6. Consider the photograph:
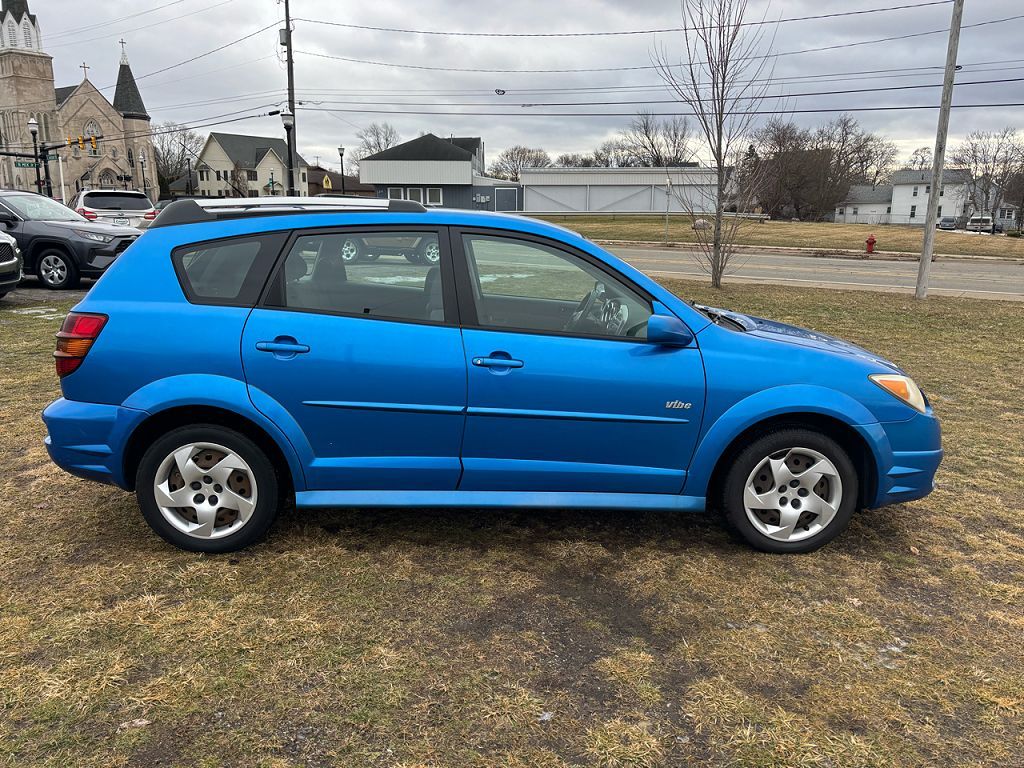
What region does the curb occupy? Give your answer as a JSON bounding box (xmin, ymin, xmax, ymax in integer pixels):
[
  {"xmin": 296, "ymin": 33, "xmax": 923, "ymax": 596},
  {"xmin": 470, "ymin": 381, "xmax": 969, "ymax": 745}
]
[{"xmin": 594, "ymin": 239, "xmax": 1024, "ymax": 264}]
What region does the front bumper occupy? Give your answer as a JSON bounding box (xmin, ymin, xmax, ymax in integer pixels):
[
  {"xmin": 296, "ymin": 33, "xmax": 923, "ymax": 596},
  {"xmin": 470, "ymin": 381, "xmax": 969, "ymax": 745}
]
[
  {"xmin": 79, "ymin": 236, "xmax": 139, "ymax": 276},
  {"xmin": 0, "ymin": 252, "xmax": 22, "ymax": 292},
  {"xmin": 858, "ymin": 410, "xmax": 943, "ymax": 508},
  {"xmin": 42, "ymin": 398, "xmax": 149, "ymax": 489}
]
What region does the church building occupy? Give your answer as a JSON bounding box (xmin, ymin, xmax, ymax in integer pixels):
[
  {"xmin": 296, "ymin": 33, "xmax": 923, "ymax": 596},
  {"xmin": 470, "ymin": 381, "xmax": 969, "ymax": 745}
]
[{"xmin": 0, "ymin": 0, "xmax": 155, "ymax": 201}]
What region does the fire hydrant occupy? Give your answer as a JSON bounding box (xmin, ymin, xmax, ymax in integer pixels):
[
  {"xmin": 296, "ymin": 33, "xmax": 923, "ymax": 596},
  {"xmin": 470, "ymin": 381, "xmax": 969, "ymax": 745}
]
[{"xmin": 866, "ymin": 234, "xmax": 877, "ymax": 254}]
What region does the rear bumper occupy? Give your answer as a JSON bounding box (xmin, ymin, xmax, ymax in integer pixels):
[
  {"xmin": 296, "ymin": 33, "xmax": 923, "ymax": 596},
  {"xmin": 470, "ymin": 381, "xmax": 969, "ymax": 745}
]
[
  {"xmin": 42, "ymin": 398, "xmax": 148, "ymax": 489},
  {"xmin": 859, "ymin": 410, "xmax": 943, "ymax": 508}
]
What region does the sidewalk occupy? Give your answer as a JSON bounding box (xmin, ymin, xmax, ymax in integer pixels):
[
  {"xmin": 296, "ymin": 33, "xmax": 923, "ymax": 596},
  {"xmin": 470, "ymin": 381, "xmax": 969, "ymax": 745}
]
[{"xmin": 593, "ymin": 239, "xmax": 1024, "ymax": 264}]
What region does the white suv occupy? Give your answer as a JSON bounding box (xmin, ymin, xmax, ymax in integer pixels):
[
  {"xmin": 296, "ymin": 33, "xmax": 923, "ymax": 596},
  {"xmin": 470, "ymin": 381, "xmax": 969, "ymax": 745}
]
[{"xmin": 70, "ymin": 190, "xmax": 156, "ymax": 230}]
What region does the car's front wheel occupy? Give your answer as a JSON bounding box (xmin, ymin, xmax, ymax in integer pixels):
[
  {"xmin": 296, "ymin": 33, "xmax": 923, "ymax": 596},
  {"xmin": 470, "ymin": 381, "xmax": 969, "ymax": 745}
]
[
  {"xmin": 721, "ymin": 428, "xmax": 857, "ymax": 553},
  {"xmin": 135, "ymin": 425, "xmax": 280, "ymax": 553},
  {"xmin": 37, "ymin": 249, "xmax": 79, "ymax": 290}
]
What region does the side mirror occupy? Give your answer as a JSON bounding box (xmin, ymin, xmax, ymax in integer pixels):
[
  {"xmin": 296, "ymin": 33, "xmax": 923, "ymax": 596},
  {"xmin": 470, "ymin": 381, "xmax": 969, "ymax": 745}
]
[
  {"xmin": 647, "ymin": 313, "xmax": 694, "ymax": 347},
  {"xmin": 0, "ymin": 210, "xmax": 15, "ymax": 227}
]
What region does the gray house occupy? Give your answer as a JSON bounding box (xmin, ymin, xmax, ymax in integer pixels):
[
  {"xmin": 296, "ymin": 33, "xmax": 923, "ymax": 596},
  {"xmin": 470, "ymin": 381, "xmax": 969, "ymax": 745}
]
[{"xmin": 359, "ymin": 134, "xmax": 521, "ymax": 211}]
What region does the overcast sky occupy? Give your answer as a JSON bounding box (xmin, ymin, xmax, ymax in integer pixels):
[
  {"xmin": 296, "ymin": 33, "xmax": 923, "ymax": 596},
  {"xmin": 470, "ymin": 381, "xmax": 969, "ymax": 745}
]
[{"xmin": 40, "ymin": 0, "xmax": 1024, "ymax": 171}]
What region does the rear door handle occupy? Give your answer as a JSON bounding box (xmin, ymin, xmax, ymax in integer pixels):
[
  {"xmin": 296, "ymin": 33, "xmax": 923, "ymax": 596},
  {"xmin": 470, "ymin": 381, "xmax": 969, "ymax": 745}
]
[
  {"xmin": 256, "ymin": 337, "xmax": 310, "ymax": 358},
  {"xmin": 472, "ymin": 356, "xmax": 524, "ymax": 369}
]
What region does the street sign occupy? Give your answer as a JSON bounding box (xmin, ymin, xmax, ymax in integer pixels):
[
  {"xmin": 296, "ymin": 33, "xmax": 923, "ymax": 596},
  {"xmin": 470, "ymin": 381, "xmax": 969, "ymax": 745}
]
[
  {"xmin": 46, "ymin": 154, "xmax": 58, "ymax": 161},
  {"xmin": 14, "ymin": 160, "xmax": 38, "ymax": 168}
]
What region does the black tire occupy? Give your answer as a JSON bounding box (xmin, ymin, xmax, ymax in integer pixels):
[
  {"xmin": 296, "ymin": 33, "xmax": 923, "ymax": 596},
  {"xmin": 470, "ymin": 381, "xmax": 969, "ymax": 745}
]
[
  {"xmin": 135, "ymin": 424, "xmax": 280, "ymax": 553},
  {"xmin": 418, "ymin": 238, "xmax": 441, "ymax": 265},
  {"xmin": 36, "ymin": 248, "xmax": 80, "ymax": 290},
  {"xmin": 720, "ymin": 428, "xmax": 858, "ymax": 554}
]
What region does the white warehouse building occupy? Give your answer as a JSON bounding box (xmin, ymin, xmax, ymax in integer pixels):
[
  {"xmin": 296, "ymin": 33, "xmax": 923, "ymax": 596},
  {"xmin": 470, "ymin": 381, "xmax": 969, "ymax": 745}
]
[{"xmin": 520, "ymin": 167, "xmax": 718, "ymax": 214}]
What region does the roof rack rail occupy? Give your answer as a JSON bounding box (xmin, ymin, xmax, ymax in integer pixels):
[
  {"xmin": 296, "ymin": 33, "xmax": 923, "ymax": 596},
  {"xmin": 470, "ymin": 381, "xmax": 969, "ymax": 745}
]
[{"xmin": 149, "ymin": 196, "xmax": 426, "ymax": 229}]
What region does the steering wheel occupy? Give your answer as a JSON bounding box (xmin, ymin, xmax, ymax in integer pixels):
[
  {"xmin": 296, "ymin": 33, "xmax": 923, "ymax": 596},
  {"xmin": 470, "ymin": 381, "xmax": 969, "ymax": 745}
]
[{"xmin": 565, "ymin": 281, "xmax": 605, "ymax": 332}]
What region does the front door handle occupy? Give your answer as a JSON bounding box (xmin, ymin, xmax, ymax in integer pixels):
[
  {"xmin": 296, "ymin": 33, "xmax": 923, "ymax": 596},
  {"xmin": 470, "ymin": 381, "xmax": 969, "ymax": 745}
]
[
  {"xmin": 472, "ymin": 355, "xmax": 524, "ymax": 369},
  {"xmin": 256, "ymin": 337, "xmax": 310, "ymax": 358}
]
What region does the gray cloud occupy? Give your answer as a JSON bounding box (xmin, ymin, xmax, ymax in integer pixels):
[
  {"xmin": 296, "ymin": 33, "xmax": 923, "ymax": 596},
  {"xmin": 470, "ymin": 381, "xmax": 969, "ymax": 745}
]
[{"xmin": 42, "ymin": 0, "xmax": 1024, "ymax": 170}]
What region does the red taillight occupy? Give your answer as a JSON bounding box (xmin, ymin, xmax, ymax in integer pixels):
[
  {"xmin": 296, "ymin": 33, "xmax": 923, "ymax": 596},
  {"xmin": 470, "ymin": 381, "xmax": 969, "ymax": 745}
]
[
  {"xmin": 54, "ymin": 312, "xmax": 107, "ymax": 378},
  {"xmin": 77, "ymin": 207, "xmax": 97, "ymax": 221},
  {"xmin": 144, "ymin": 210, "xmax": 157, "ymax": 220}
]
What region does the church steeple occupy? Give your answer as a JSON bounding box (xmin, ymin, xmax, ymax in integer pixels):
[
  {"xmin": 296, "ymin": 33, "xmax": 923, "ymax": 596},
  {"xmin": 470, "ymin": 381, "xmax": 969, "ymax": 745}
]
[
  {"xmin": 112, "ymin": 43, "xmax": 149, "ymax": 121},
  {"xmin": 1, "ymin": 1, "xmax": 35, "ymax": 23}
]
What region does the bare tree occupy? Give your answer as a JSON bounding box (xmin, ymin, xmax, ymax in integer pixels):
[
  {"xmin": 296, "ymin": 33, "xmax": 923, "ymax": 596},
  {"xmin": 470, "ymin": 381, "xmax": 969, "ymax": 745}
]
[
  {"xmin": 230, "ymin": 162, "xmax": 250, "ymax": 198},
  {"xmin": 906, "ymin": 145, "xmax": 933, "ymax": 170},
  {"xmin": 555, "ymin": 152, "xmax": 599, "ymax": 167},
  {"xmin": 618, "ymin": 110, "xmax": 692, "ymax": 167},
  {"xmin": 488, "ymin": 146, "xmax": 552, "ymax": 181},
  {"xmin": 654, "ymin": 0, "xmax": 776, "ymax": 287},
  {"xmin": 348, "ymin": 122, "xmax": 402, "ymax": 172},
  {"xmin": 592, "ymin": 139, "xmax": 632, "ymax": 167},
  {"xmin": 951, "ymin": 128, "xmax": 1024, "ymax": 232},
  {"xmin": 853, "ymin": 133, "xmax": 898, "ymax": 188},
  {"xmin": 152, "ymin": 121, "xmax": 204, "ymax": 194}
]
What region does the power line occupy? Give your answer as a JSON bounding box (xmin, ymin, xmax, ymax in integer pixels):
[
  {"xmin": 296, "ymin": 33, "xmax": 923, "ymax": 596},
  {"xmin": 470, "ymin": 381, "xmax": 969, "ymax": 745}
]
[
  {"xmin": 46, "ymin": 0, "xmax": 238, "ymax": 49},
  {"xmin": 45, "ymin": 0, "xmax": 186, "ymax": 40},
  {"xmin": 293, "ymin": 13, "xmax": 1024, "ymax": 73},
  {"xmin": 133, "ymin": 22, "xmax": 279, "ymax": 83},
  {"xmin": 296, "ymin": 102, "xmax": 1024, "ymax": 118},
  {"xmin": 294, "ymin": 1, "xmax": 954, "ymax": 37},
  {"xmin": 299, "ymin": 76, "xmax": 1024, "ymax": 109}
]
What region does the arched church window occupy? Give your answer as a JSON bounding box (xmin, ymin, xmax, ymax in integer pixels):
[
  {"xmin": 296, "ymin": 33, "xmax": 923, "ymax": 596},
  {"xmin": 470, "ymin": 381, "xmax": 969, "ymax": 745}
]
[
  {"xmin": 127, "ymin": 148, "xmax": 134, "ymax": 168},
  {"xmin": 22, "ymin": 24, "xmax": 31, "ymax": 48},
  {"xmin": 85, "ymin": 120, "xmax": 101, "ymax": 157},
  {"xmin": 99, "ymin": 171, "xmax": 115, "ymax": 188},
  {"xmin": 41, "ymin": 114, "xmax": 50, "ymax": 141},
  {"xmin": 7, "ymin": 23, "xmax": 16, "ymax": 48}
]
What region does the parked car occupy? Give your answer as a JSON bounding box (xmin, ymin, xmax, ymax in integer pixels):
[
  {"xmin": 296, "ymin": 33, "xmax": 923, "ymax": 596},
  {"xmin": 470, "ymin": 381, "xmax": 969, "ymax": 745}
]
[
  {"xmin": 69, "ymin": 189, "xmax": 156, "ymax": 230},
  {"xmin": 42, "ymin": 197, "xmax": 942, "ymax": 554},
  {"xmin": 937, "ymin": 216, "xmax": 958, "ymax": 230},
  {"xmin": 0, "ymin": 227, "xmax": 22, "ymax": 300},
  {"xmin": 966, "ymin": 215, "xmax": 1002, "ymax": 234},
  {"xmin": 0, "ymin": 191, "xmax": 140, "ymax": 289}
]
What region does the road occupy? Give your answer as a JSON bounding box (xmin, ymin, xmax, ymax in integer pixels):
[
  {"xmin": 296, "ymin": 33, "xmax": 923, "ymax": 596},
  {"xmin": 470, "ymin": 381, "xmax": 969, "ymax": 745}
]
[{"xmin": 608, "ymin": 246, "xmax": 1024, "ymax": 301}]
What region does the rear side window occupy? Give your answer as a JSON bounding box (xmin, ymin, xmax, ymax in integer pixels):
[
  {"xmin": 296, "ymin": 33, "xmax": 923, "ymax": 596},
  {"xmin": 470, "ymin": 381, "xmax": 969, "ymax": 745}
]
[
  {"xmin": 172, "ymin": 233, "xmax": 288, "ymax": 306},
  {"xmin": 82, "ymin": 192, "xmax": 152, "ymax": 211}
]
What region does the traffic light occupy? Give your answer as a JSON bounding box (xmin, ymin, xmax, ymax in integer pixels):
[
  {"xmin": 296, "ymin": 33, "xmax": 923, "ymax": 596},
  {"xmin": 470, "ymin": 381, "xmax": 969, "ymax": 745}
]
[
  {"xmin": 90, "ymin": 136, "xmax": 97, "ymax": 151},
  {"xmin": 66, "ymin": 136, "xmax": 72, "ymax": 148},
  {"xmin": 77, "ymin": 136, "xmax": 84, "ymax": 150}
]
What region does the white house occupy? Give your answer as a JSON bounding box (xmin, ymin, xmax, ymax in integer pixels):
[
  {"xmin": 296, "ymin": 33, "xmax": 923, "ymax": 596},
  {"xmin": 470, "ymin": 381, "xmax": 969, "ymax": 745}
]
[
  {"xmin": 835, "ymin": 185, "xmax": 893, "ymax": 224},
  {"xmin": 195, "ymin": 132, "xmax": 309, "ymax": 198},
  {"xmin": 889, "ymin": 168, "xmax": 971, "ymax": 225},
  {"xmin": 520, "ymin": 166, "xmax": 718, "ymax": 213}
]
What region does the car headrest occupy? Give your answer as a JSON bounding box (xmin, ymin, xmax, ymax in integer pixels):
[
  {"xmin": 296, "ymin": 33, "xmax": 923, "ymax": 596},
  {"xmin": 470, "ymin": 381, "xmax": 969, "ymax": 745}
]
[{"xmin": 285, "ymin": 254, "xmax": 308, "ymax": 283}]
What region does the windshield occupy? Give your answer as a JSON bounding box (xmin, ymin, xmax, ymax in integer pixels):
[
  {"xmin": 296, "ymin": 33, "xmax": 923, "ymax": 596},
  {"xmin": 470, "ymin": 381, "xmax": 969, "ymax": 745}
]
[
  {"xmin": 83, "ymin": 192, "xmax": 152, "ymax": 211},
  {"xmin": 2, "ymin": 195, "xmax": 84, "ymax": 222}
]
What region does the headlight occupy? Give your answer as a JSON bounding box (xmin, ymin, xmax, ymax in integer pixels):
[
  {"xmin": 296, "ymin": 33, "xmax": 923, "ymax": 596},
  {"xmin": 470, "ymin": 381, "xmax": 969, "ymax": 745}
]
[
  {"xmin": 73, "ymin": 230, "xmax": 114, "ymax": 243},
  {"xmin": 870, "ymin": 374, "xmax": 927, "ymax": 413}
]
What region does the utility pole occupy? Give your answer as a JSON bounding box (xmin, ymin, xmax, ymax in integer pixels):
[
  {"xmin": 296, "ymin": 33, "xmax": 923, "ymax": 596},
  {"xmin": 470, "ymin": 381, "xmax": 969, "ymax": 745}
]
[
  {"xmin": 916, "ymin": 0, "xmax": 964, "ymax": 300},
  {"xmin": 282, "ymin": 0, "xmax": 297, "ymax": 196}
]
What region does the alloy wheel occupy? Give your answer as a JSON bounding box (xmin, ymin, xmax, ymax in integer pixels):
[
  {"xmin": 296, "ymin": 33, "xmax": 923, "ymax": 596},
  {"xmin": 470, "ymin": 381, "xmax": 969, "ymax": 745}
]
[
  {"xmin": 153, "ymin": 442, "xmax": 258, "ymax": 540},
  {"xmin": 40, "ymin": 254, "xmax": 68, "ymax": 286},
  {"xmin": 340, "ymin": 239, "xmax": 359, "ymax": 262},
  {"xmin": 421, "ymin": 242, "xmax": 441, "ymax": 264},
  {"xmin": 742, "ymin": 447, "xmax": 843, "ymax": 543}
]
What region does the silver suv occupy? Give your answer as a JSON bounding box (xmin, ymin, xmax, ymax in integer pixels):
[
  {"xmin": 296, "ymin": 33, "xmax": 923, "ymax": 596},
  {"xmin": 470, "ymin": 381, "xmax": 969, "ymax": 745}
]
[{"xmin": 70, "ymin": 190, "xmax": 155, "ymax": 230}]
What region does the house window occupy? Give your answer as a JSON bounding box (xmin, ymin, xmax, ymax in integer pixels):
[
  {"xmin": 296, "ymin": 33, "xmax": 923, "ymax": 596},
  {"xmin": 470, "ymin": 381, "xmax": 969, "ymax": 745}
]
[
  {"xmin": 940, "ymin": 187, "xmax": 945, "ymax": 196},
  {"xmin": 215, "ymin": 170, "xmax": 222, "ymax": 182},
  {"xmin": 247, "ymin": 170, "xmax": 257, "ymax": 181},
  {"xmin": 910, "ymin": 205, "xmax": 917, "ymax": 219},
  {"xmin": 912, "ymin": 186, "xmax": 919, "ymax": 197},
  {"xmin": 925, "ymin": 184, "xmax": 930, "ymax": 195},
  {"xmin": 886, "ymin": 206, "xmax": 891, "ymax": 214},
  {"xmin": 852, "ymin": 207, "xmax": 859, "ymax": 216},
  {"xmin": 301, "ymin": 172, "xmax": 307, "ymax": 183},
  {"xmin": 937, "ymin": 206, "xmax": 942, "ymax": 217},
  {"xmin": 387, "ymin": 187, "xmax": 403, "ymax": 200},
  {"xmin": 406, "ymin": 188, "xmax": 424, "ymax": 204},
  {"xmin": 426, "ymin": 187, "xmax": 443, "ymax": 206},
  {"xmin": 248, "ymin": 190, "xmax": 259, "ymax": 198}
]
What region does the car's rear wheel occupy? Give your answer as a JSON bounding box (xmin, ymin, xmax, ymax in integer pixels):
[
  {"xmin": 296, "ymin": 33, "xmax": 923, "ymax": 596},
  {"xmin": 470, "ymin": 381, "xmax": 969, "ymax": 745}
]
[
  {"xmin": 721, "ymin": 428, "xmax": 857, "ymax": 553},
  {"xmin": 418, "ymin": 239, "xmax": 441, "ymax": 265},
  {"xmin": 135, "ymin": 425, "xmax": 279, "ymax": 553},
  {"xmin": 37, "ymin": 249, "xmax": 79, "ymax": 290}
]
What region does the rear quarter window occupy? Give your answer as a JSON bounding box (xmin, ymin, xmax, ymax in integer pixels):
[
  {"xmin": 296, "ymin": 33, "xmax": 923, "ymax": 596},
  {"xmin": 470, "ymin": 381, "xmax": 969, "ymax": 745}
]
[{"xmin": 172, "ymin": 233, "xmax": 288, "ymax": 306}]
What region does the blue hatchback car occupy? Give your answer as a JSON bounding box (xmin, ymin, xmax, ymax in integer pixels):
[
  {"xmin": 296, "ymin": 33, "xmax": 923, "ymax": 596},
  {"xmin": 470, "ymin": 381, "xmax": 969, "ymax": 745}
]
[{"xmin": 42, "ymin": 197, "xmax": 941, "ymax": 553}]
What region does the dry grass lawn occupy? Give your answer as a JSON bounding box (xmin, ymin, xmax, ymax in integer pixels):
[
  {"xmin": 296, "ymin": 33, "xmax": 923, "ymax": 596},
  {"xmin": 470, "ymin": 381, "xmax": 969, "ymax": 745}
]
[
  {"xmin": 2, "ymin": 281, "xmax": 1023, "ymax": 767},
  {"xmin": 534, "ymin": 215, "xmax": 1024, "ymax": 259}
]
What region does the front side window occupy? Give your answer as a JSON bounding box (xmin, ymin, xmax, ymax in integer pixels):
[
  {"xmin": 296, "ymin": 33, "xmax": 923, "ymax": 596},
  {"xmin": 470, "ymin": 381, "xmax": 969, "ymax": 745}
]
[
  {"xmin": 173, "ymin": 233, "xmax": 288, "ymax": 305},
  {"xmin": 267, "ymin": 231, "xmax": 448, "ymax": 324},
  {"xmin": 461, "ymin": 234, "xmax": 652, "ymax": 339},
  {"xmin": 3, "ymin": 195, "xmax": 83, "ymax": 222}
]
